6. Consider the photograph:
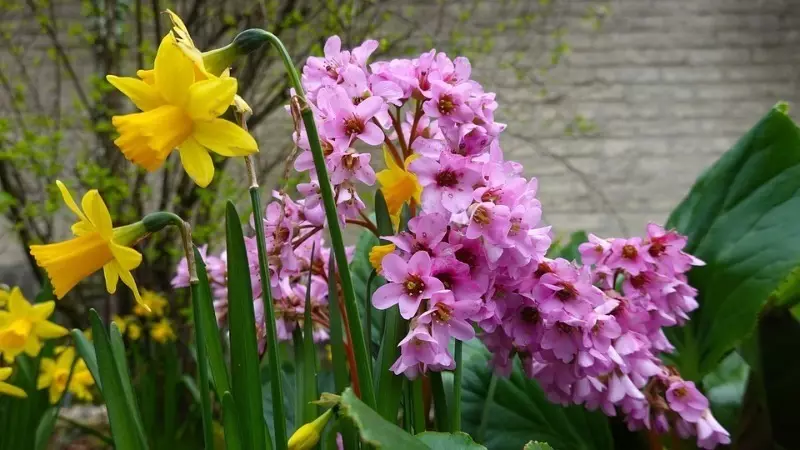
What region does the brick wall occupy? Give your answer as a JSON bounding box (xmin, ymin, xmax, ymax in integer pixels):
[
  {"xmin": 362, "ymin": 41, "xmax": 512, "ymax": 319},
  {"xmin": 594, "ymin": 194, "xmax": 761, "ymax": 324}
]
[{"xmin": 2, "ymin": 0, "xmax": 800, "ymax": 288}]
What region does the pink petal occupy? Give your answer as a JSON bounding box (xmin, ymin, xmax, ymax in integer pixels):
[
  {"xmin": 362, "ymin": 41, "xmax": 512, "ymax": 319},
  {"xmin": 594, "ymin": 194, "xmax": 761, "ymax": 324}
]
[
  {"xmin": 448, "ymin": 318, "xmax": 475, "ymax": 341},
  {"xmin": 372, "ymin": 283, "xmax": 405, "ymax": 310},
  {"xmin": 355, "ymin": 96, "xmax": 384, "ymax": 120},
  {"xmin": 381, "ymin": 253, "xmax": 407, "ymax": 282},
  {"xmin": 407, "ymin": 251, "xmax": 432, "ymax": 275},
  {"xmin": 399, "ymin": 296, "xmax": 423, "ymax": 319},
  {"xmin": 359, "ymin": 122, "xmax": 385, "ymax": 146},
  {"xmin": 324, "ymin": 36, "xmax": 341, "ymax": 58}
]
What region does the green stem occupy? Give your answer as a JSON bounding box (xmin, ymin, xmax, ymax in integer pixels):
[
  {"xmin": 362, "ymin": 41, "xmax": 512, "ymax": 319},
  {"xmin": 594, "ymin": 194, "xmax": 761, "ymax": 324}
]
[
  {"xmin": 429, "ymin": 371, "xmax": 450, "ymax": 432},
  {"xmin": 411, "ymin": 378, "xmax": 426, "ymax": 434},
  {"xmin": 453, "ymin": 340, "xmax": 463, "ymax": 432},
  {"xmin": 249, "ymin": 185, "xmax": 289, "ymax": 449},
  {"xmin": 477, "ymin": 373, "xmax": 498, "ymax": 443},
  {"xmin": 190, "ymin": 281, "xmax": 215, "ymax": 450},
  {"xmin": 253, "ymin": 29, "xmax": 376, "ymax": 408}
]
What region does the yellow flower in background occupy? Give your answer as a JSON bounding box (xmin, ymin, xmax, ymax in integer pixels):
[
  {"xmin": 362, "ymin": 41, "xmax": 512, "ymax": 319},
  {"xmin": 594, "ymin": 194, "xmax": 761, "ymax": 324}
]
[
  {"xmin": 288, "ymin": 408, "xmax": 334, "ymax": 450},
  {"xmin": 369, "ymin": 243, "xmax": 396, "ymax": 273},
  {"xmin": 29, "ymin": 181, "xmax": 146, "ymax": 304},
  {"xmin": 376, "ymin": 148, "xmax": 421, "ymax": 223},
  {"xmin": 37, "ymin": 347, "xmax": 95, "ymax": 404},
  {"xmin": 106, "ymin": 30, "xmax": 258, "ymax": 188},
  {"xmin": 150, "ymin": 318, "xmax": 176, "ymax": 344},
  {"xmin": 133, "ymin": 290, "xmax": 168, "ymax": 318},
  {"xmin": 0, "ymin": 288, "xmax": 8, "ymax": 308},
  {"xmin": 127, "ymin": 321, "xmax": 142, "ymax": 341},
  {"xmin": 0, "ymin": 288, "xmax": 68, "ymax": 363},
  {"xmin": 0, "ymin": 367, "xmax": 26, "ymax": 398},
  {"xmin": 112, "ymin": 315, "xmax": 128, "ymax": 335}
]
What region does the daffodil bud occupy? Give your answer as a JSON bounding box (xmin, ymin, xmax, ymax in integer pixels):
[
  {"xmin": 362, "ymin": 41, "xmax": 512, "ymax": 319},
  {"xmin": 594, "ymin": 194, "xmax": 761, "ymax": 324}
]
[
  {"xmin": 287, "ymin": 408, "xmax": 334, "ymax": 450},
  {"xmin": 202, "ymin": 29, "xmax": 269, "ymax": 76}
]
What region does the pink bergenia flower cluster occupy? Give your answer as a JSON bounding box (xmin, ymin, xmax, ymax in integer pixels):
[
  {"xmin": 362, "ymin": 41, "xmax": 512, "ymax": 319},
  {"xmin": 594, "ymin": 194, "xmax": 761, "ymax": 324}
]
[
  {"xmin": 172, "ymin": 192, "xmax": 350, "ymax": 350},
  {"xmin": 172, "ymin": 36, "xmax": 729, "ymax": 448}
]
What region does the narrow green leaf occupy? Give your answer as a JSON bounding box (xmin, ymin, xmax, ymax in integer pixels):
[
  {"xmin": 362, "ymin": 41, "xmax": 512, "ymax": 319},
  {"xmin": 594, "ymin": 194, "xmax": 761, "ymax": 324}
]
[
  {"xmin": 71, "ymin": 328, "xmax": 100, "ymax": 391},
  {"xmin": 453, "ymin": 340, "xmax": 463, "ymax": 432},
  {"xmin": 182, "ymin": 374, "xmax": 201, "ymax": 405},
  {"xmin": 249, "ymin": 186, "xmax": 288, "ymax": 450},
  {"xmin": 226, "ymin": 201, "xmax": 268, "ymax": 450},
  {"xmin": 109, "ymin": 324, "xmax": 148, "ymax": 444},
  {"xmin": 338, "ymin": 387, "xmax": 429, "ymax": 450},
  {"xmin": 89, "ymin": 310, "xmax": 148, "ymax": 450},
  {"xmin": 666, "ymin": 105, "xmax": 800, "ymax": 378},
  {"xmin": 411, "ymin": 377, "xmax": 426, "ymax": 434},
  {"xmin": 34, "ymin": 408, "xmax": 58, "ymax": 450},
  {"xmin": 162, "ymin": 344, "xmax": 178, "ymax": 445},
  {"xmin": 430, "ymin": 372, "xmax": 450, "ymax": 432},
  {"xmin": 416, "ymin": 432, "xmax": 487, "ymax": 449},
  {"xmin": 194, "ymin": 245, "xmax": 232, "ymax": 399},
  {"xmin": 223, "ymin": 392, "xmax": 245, "ymax": 450},
  {"xmin": 190, "ymin": 281, "xmax": 216, "ymax": 449}
]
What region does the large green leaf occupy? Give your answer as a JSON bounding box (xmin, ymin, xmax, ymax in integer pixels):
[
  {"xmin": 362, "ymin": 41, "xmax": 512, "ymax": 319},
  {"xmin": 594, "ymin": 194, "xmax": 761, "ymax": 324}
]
[
  {"xmin": 461, "ymin": 342, "xmax": 613, "ymax": 450},
  {"xmin": 416, "ymin": 432, "xmax": 486, "ymax": 449},
  {"xmin": 702, "ymin": 352, "xmax": 749, "ymax": 432},
  {"xmin": 665, "ymin": 105, "xmax": 800, "ymax": 379},
  {"xmin": 338, "ymin": 387, "xmax": 429, "ymax": 450},
  {"xmin": 226, "ymin": 202, "xmax": 268, "ymax": 450}
]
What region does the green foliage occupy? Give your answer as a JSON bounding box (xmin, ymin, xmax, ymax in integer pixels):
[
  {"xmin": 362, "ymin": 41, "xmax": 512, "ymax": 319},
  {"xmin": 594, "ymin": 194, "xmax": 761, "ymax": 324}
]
[
  {"xmin": 416, "ymin": 432, "xmax": 487, "ymax": 449},
  {"xmin": 666, "ymin": 105, "xmax": 800, "ymax": 380},
  {"xmin": 461, "ymin": 341, "xmax": 613, "ymax": 450},
  {"xmin": 337, "ymin": 388, "xmax": 428, "ymax": 450}
]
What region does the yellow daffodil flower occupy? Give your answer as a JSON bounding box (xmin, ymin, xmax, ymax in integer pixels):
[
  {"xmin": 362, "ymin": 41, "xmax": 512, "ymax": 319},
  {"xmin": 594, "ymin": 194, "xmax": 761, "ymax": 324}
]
[
  {"xmin": 150, "ymin": 318, "xmax": 176, "ymax": 344},
  {"xmin": 30, "ymin": 181, "xmax": 147, "ymax": 304},
  {"xmin": 133, "ymin": 290, "xmax": 168, "ymax": 318},
  {"xmin": 37, "ymin": 347, "xmax": 95, "ymax": 404},
  {"xmin": 112, "ymin": 315, "xmax": 128, "ymax": 335},
  {"xmin": 127, "ymin": 321, "xmax": 142, "ymax": 341},
  {"xmin": 376, "ymin": 147, "xmax": 421, "ymax": 223},
  {"xmin": 107, "ymin": 30, "xmax": 258, "ymax": 188},
  {"xmin": 0, "ymin": 367, "xmax": 26, "ymax": 398},
  {"xmin": 288, "ymin": 408, "xmax": 334, "ymax": 450},
  {"xmin": 369, "ymin": 243, "xmax": 396, "ymax": 273},
  {"xmin": 0, "ymin": 288, "xmax": 68, "ymax": 363},
  {"xmin": 0, "ymin": 287, "xmax": 8, "ymax": 308}
]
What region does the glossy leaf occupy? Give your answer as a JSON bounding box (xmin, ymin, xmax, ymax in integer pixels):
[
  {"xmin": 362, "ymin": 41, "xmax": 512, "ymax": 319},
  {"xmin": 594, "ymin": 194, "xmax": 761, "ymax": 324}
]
[
  {"xmin": 226, "ymin": 201, "xmax": 268, "ymax": 450},
  {"xmin": 338, "ymin": 387, "xmax": 429, "ymax": 450},
  {"xmin": 71, "ymin": 329, "xmax": 100, "ymax": 391},
  {"xmin": 109, "ymin": 324, "xmax": 148, "ymax": 444},
  {"xmin": 523, "ymin": 442, "xmax": 554, "ymax": 450},
  {"xmin": 223, "ymin": 392, "xmax": 244, "ymax": 450},
  {"xmin": 666, "ymin": 105, "xmax": 800, "ymax": 378},
  {"xmin": 190, "ymin": 280, "xmax": 216, "ymax": 449},
  {"xmin": 461, "ymin": 342, "xmax": 613, "ymax": 450},
  {"xmin": 416, "ymin": 432, "xmax": 487, "ymax": 449}
]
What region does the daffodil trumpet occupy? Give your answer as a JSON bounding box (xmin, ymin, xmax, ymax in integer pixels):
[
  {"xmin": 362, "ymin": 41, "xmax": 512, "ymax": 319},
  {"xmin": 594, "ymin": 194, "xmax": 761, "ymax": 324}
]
[{"xmin": 29, "ymin": 181, "xmax": 193, "ymax": 308}]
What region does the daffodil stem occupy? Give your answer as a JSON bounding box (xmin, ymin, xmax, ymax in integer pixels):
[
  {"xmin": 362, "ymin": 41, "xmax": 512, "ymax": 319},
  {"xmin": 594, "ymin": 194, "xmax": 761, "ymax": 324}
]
[
  {"xmin": 190, "ymin": 280, "xmax": 215, "ymax": 449},
  {"xmin": 245, "ymin": 154, "xmax": 259, "ymax": 189},
  {"xmin": 257, "ymin": 29, "xmax": 377, "ymax": 409}
]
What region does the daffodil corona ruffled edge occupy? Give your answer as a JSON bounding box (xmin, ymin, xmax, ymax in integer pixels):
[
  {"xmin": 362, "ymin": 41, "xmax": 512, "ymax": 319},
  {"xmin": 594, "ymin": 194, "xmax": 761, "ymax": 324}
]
[
  {"xmin": 30, "ymin": 181, "xmax": 147, "ymax": 304},
  {"xmin": 376, "ymin": 147, "xmax": 422, "ymax": 223},
  {"xmin": 106, "ymin": 10, "xmax": 258, "ymax": 188}
]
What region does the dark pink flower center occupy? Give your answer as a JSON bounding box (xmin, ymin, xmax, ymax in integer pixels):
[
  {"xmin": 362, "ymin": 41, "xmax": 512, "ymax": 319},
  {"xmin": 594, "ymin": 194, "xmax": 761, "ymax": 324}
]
[
  {"xmin": 455, "ymin": 248, "xmax": 477, "ymax": 269},
  {"xmin": 630, "ymin": 274, "xmax": 647, "ymax": 289},
  {"xmin": 472, "ymin": 206, "xmax": 490, "ymax": 225},
  {"xmin": 404, "ymin": 274, "xmax": 425, "ymax": 297},
  {"xmin": 438, "ymin": 94, "xmax": 455, "ymax": 115},
  {"xmin": 648, "ymin": 241, "xmax": 666, "ymax": 257},
  {"xmin": 556, "ymin": 322, "xmax": 574, "ymax": 334},
  {"xmin": 481, "ymin": 188, "xmax": 501, "ymax": 203},
  {"xmin": 435, "ymin": 169, "xmax": 459, "ymax": 188},
  {"xmin": 433, "ymin": 303, "xmax": 453, "ymax": 323},
  {"xmin": 534, "ymin": 262, "xmax": 552, "ymax": 278},
  {"xmin": 344, "ymin": 115, "xmax": 365, "ymax": 136},
  {"xmin": 322, "ymin": 140, "xmax": 334, "ymax": 156},
  {"xmin": 555, "ymin": 282, "xmax": 579, "ymax": 301},
  {"xmin": 342, "ymin": 153, "xmax": 359, "ymax": 171},
  {"xmin": 521, "ymin": 307, "xmax": 540, "ymax": 324},
  {"xmin": 622, "ymin": 244, "xmax": 638, "ymax": 260}
]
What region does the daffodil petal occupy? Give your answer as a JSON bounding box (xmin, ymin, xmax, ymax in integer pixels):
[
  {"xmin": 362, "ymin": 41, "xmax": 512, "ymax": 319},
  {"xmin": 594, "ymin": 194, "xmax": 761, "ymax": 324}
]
[
  {"xmin": 109, "ymin": 243, "xmax": 142, "ymax": 271},
  {"xmin": 106, "ymin": 75, "xmax": 164, "ymax": 111},
  {"xmin": 178, "ymin": 138, "xmax": 215, "ymax": 187},
  {"xmin": 31, "ymin": 301, "xmax": 55, "ymax": 321},
  {"xmin": 154, "ymin": 34, "xmax": 194, "ymax": 107},
  {"xmin": 81, "ymin": 190, "xmax": 113, "ymax": 238},
  {"xmin": 193, "ymin": 119, "xmax": 258, "ymax": 157},
  {"xmin": 0, "ymin": 367, "xmax": 12, "ymax": 381},
  {"xmin": 118, "ymin": 268, "xmax": 143, "ymax": 305},
  {"xmin": 8, "ymin": 288, "xmax": 30, "ymax": 315},
  {"xmin": 36, "ymin": 321, "xmax": 69, "ymax": 339},
  {"xmin": 186, "ymin": 78, "xmax": 237, "ymax": 121},
  {"xmin": 103, "ymin": 264, "xmax": 120, "ymax": 293},
  {"xmin": 23, "ymin": 334, "xmax": 41, "ymax": 357},
  {"xmin": 0, "ymin": 382, "xmax": 27, "ymax": 398},
  {"xmin": 56, "ymin": 181, "xmax": 88, "ymax": 223}
]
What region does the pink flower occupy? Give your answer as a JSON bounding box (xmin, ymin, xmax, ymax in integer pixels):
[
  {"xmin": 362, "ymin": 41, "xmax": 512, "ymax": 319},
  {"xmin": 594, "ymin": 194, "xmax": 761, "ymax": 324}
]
[
  {"xmin": 385, "ymin": 212, "xmax": 449, "ymax": 255},
  {"xmin": 303, "ymin": 36, "xmax": 350, "ymax": 94},
  {"xmin": 540, "ymin": 313, "xmax": 584, "ymax": 363},
  {"xmin": 578, "ymin": 234, "xmax": 611, "ymax": 266},
  {"xmin": 372, "ymin": 251, "xmax": 445, "ymax": 319},
  {"xmin": 422, "ymin": 80, "xmax": 474, "ymax": 124},
  {"xmin": 417, "ymin": 290, "xmax": 479, "ymax": 346},
  {"xmin": 329, "ymin": 149, "xmax": 376, "ymax": 185},
  {"xmin": 606, "ymin": 237, "xmax": 648, "ymax": 275},
  {"xmin": 320, "ymin": 87, "xmax": 386, "ymax": 146},
  {"xmin": 666, "ymin": 380, "xmax": 708, "ymax": 423},
  {"xmin": 695, "ymin": 410, "xmax": 731, "ymax": 449},
  {"xmin": 391, "ymin": 326, "xmax": 449, "ymax": 378},
  {"xmin": 465, "ymin": 202, "xmax": 512, "ymax": 247},
  {"xmin": 410, "ymin": 152, "xmax": 481, "ymax": 215}
]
